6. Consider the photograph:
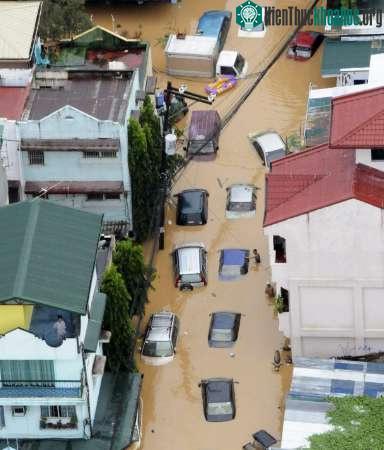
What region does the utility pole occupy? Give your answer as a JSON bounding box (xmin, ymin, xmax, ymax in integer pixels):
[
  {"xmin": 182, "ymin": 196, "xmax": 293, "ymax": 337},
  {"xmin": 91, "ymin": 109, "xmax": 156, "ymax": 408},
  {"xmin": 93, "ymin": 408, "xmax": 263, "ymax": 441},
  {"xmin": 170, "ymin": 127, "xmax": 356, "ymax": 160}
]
[{"xmin": 158, "ymin": 81, "xmax": 214, "ymax": 250}]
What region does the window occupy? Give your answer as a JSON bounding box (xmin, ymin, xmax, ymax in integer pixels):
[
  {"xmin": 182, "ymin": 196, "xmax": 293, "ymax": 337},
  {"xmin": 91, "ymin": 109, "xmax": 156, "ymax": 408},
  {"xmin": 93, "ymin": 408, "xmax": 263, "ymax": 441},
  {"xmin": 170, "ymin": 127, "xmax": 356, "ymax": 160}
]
[
  {"xmin": 28, "ymin": 151, "xmax": 44, "ymax": 165},
  {"xmin": 32, "ymin": 192, "xmax": 49, "ymax": 200},
  {"xmin": 273, "ymin": 235, "xmax": 286, "ymax": 263},
  {"xmin": 280, "ymin": 288, "xmax": 289, "ymax": 312},
  {"xmin": 87, "ymin": 193, "xmax": 104, "ymax": 201},
  {"xmin": 105, "ymin": 193, "xmax": 120, "ymax": 200},
  {"xmin": 41, "ymin": 405, "xmax": 76, "ymax": 418},
  {"xmin": 83, "ymin": 151, "xmax": 117, "ymax": 158},
  {"xmin": 12, "ymin": 406, "xmax": 26, "ymax": 416},
  {"xmin": 0, "ymin": 406, "xmax": 4, "ymax": 427},
  {"xmin": 371, "ymin": 149, "xmax": 384, "ymax": 161}
]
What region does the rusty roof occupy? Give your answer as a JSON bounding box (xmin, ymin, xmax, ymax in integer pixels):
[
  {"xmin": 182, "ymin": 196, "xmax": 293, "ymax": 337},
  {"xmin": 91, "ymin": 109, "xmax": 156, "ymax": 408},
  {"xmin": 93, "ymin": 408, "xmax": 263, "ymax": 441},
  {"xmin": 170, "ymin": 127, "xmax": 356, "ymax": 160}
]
[
  {"xmin": 330, "ymin": 86, "xmax": 384, "ymax": 148},
  {"xmin": 26, "ymin": 74, "xmax": 132, "ymax": 123},
  {"xmin": 21, "ymin": 138, "xmax": 119, "ymax": 151},
  {"xmin": 189, "ymin": 110, "xmax": 221, "ymax": 140},
  {"xmin": 264, "ymin": 145, "xmax": 384, "ymax": 227},
  {"xmin": 25, "ymin": 181, "xmax": 123, "ymax": 194},
  {"xmin": 0, "ymin": 86, "xmax": 30, "ymax": 119}
]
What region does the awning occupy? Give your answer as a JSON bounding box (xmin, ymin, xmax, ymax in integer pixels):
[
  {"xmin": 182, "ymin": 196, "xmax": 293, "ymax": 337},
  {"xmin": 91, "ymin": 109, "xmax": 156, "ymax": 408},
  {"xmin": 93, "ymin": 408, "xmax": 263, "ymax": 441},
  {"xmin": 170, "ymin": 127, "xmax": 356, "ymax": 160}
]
[
  {"xmin": 25, "ymin": 181, "xmax": 124, "ymax": 194},
  {"xmin": 321, "ymin": 38, "xmax": 384, "ymax": 77},
  {"xmin": 20, "ymin": 139, "xmax": 119, "ymax": 152}
]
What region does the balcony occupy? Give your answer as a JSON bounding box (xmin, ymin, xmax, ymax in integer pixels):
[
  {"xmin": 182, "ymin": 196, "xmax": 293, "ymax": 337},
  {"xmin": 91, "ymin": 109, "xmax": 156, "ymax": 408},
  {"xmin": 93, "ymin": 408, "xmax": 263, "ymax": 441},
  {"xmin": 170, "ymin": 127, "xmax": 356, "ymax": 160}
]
[{"xmin": 0, "ymin": 380, "xmax": 83, "ymax": 398}]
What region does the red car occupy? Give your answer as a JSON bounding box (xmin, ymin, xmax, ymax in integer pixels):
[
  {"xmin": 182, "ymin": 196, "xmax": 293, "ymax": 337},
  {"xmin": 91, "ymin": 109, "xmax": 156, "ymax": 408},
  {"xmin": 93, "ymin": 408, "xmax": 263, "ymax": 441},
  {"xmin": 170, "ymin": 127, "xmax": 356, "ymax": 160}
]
[{"xmin": 287, "ymin": 31, "xmax": 324, "ymax": 61}]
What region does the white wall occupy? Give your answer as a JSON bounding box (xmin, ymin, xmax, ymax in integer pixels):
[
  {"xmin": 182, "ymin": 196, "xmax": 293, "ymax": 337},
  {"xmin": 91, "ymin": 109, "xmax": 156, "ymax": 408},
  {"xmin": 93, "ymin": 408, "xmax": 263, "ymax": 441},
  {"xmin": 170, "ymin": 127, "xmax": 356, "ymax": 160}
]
[
  {"xmin": 0, "ymin": 164, "xmax": 8, "ymax": 206},
  {"xmin": 356, "ymin": 148, "xmax": 384, "ymax": 171},
  {"xmin": 265, "ymin": 199, "xmax": 384, "ymax": 358}
]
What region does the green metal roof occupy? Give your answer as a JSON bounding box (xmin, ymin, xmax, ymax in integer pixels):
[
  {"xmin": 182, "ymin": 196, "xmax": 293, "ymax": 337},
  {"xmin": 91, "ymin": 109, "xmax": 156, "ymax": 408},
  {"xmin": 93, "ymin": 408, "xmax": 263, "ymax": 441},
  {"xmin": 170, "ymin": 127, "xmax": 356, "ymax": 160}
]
[
  {"xmin": 84, "ymin": 292, "xmax": 107, "ymax": 352},
  {"xmin": 0, "ymin": 200, "xmax": 103, "ymax": 314},
  {"xmin": 321, "ymin": 38, "xmax": 384, "ymax": 77}
]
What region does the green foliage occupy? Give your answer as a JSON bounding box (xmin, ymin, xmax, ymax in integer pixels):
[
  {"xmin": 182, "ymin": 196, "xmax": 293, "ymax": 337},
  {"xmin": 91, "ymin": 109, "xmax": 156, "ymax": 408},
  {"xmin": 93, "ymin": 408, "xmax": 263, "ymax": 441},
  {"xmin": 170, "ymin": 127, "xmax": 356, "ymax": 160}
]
[
  {"xmin": 287, "ymin": 133, "xmax": 303, "ymax": 151},
  {"xmin": 113, "ymin": 239, "xmax": 155, "ymax": 318},
  {"xmin": 38, "ymin": 0, "xmax": 92, "ymax": 40},
  {"xmin": 273, "ymin": 295, "xmax": 284, "ymax": 315},
  {"xmin": 309, "ymin": 396, "xmax": 384, "ymax": 450},
  {"xmin": 101, "ymin": 265, "xmax": 136, "ymax": 372}
]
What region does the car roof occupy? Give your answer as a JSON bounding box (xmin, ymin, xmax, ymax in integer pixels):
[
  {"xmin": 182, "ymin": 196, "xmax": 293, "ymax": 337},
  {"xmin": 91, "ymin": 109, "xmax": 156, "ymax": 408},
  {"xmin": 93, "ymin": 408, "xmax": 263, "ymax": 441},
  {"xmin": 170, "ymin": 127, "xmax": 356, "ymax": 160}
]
[
  {"xmin": 217, "ymin": 50, "xmax": 238, "ymax": 66},
  {"xmin": 228, "ymin": 184, "xmax": 254, "ymax": 202},
  {"xmin": 146, "ymin": 312, "xmax": 174, "ymax": 342},
  {"xmin": 212, "ymin": 312, "xmax": 238, "ymax": 329},
  {"xmin": 255, "ymin": 132, "xmax": 285, "ymax": 153},
  {"xmin": 205, "ymin": 379, "xmax": 232, "ymax": 403},
  {"xmin": 197, "ymin": 10, "xmax": 231, "ymax": 37},
  {"xmin": 177, "ymin": 246, "xmax": 202, "ymax": 274},
  {"xmin": 179, "ymin": 189, "xmax": 204, "ymax": 212}
]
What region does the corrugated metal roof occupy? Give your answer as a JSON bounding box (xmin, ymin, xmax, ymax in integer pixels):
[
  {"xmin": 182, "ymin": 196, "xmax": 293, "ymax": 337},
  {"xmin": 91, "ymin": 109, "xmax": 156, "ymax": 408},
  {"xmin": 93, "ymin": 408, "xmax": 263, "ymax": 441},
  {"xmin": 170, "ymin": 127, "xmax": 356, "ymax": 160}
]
[
  {"xmin": 0, "ymin": 1, "xmax": 41, "ymax": 61},
  {"xmin": 321, "ymin": 38, "xmax": 384, "ymax": 77},
  {"xmin": 330, "ymin": 86, "xmax": 384, "ymax": 148},
  {"xmin": 264, "ymin": 144, "xmax": 384, "ymax": 227},
  {"xmin": 0, "ymin": 200, "xmax": 102, "ymax": 314},
  {"xmin": 25, "ymin": 181, "xmax": 124, "ymax": 194},
  {"xmin": 84, "ymin": 292, "xmax": 106, "ymax": 352},
  {"xmin": 0, "ymin": 86, "xmax": 30, "ymax": 120},
  {"xmin": 281, "ymin": 357, "xmax": 384, "ymax": 448}
]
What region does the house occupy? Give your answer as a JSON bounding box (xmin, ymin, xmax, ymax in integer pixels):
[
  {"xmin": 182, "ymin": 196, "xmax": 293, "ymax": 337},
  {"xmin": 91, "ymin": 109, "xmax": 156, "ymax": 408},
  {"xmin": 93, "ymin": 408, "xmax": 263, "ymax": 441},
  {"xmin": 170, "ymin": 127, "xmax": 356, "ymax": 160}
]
[
  {"xmin": 276, "ymin": 357, "xmax": 384, "ymax": 449},
  {"xmin": 264, "ymin": 86, "xmax": 384, "ymax": 358},
  {"xmin": 0, "ymin": 1, "xmax": 42, "ymax": 69},
  {"xmin": 321, "ymin": 3, "xmax": 384, "ymax": 85},
  {"xmin": 17, "ymin": 26, "xmax": 155, "ymax": 235},
  {"xmin": 0, "ymin": 199, "xmax": 110, "ymax": 440}
]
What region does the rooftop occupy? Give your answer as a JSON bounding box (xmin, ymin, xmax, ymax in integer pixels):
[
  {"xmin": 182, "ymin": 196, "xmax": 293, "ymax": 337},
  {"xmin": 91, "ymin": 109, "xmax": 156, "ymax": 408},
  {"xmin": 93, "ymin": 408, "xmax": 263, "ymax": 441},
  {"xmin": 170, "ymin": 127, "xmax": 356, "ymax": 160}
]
[
  {"xmin": 165, "ymin": 34, "xmax": 218, "ymax": 56},
  {"xmin": 330, "ymin": 85, "xmax": 384, "ymax": 148},
  {"xmin": 0, "ymin": 86, "xmax": 30, "ymax": 120},
  {"xmin": 0, "ymin": 200, "xmax": 103, "ymax": 314},
  {"xmin": 264, "ymin": 144, "xmax": 384, "ymax": 226},
  {"xmin": 25, "ymin": 72, "xmax": 132, "ymax": 123},
  {"xmin": 281, "ymin": 357, "xmax": 384, "ymax": 448},
  {"xmin": 0, "ymin": 1, "xmax": 41, "ymax": 61},
  {"xmin": 321, "ymin": 38, "xmax": 384, "ymax": 77}
]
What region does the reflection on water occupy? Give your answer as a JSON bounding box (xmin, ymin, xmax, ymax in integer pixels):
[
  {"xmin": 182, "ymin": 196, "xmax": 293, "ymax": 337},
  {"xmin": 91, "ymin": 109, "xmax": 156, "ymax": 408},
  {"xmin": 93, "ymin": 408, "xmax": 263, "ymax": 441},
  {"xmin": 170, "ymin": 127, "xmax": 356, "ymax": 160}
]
[{"xmin": 89, "ymin": 0, "xmax": 333, "ymax": 448}]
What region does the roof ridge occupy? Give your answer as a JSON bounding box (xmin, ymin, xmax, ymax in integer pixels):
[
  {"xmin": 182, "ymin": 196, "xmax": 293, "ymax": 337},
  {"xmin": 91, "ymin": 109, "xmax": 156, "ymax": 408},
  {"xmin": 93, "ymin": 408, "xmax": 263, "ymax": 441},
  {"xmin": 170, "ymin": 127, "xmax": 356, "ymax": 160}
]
[
  {"xmin": 331, "ymin": 85, "xmax": 384, "ymax": 103},
  {"xmin": 332, "ymin": 107, "xmax": 384, "ymax": 148},
  {"xmin": 12, "ymin": 200, "xmax": 40, "ymax": 299},
  {"xmin": 271, "ymin": 145, "xmax": 329, "ymax": 167}
]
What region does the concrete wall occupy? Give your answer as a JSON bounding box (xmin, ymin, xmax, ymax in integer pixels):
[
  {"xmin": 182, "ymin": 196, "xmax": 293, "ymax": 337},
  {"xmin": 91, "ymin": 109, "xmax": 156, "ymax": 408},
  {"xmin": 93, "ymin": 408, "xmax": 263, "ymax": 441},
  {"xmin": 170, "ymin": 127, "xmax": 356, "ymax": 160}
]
[
  {"xmin": 0, "ymin": 164, "xmax": 8, "ymax": 206},
  {"xmin": 265, "ymin": 199, "xmax": 384, "ymax": 358}
]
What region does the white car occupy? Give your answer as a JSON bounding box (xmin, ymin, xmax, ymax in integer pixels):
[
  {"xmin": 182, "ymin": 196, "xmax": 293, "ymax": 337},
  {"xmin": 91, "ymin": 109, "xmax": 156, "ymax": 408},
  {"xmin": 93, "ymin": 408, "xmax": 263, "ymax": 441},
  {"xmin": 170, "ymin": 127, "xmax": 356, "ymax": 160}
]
[
  {"xmin": 216, "ymin": 51, "xmax": 248, "ymax": 78},
  {"xmin": 225, "ymin": 184, "xmax": 257, "ymax": 219},
  {"xmin": 249, "ymin": 131, "xmax": 286, "ymax": 169}
]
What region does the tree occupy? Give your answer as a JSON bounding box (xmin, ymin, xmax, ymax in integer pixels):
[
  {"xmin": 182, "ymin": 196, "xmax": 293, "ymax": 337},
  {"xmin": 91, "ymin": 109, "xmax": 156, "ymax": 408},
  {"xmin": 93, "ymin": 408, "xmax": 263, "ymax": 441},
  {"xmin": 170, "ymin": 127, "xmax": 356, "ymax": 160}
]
[
  {"xmin": 101, "ymin": 265, "xmax": 136, "ymax": 372},
  {"xmin": 113, "ymin": 239, "xmax": 155, "ymax": 318},
  {"xmin": 38, "ymin": 0, "xmax": 92, "ymax": 41},
  {"xmin": 309, "ymin": 396, "xmax": 384, "ymax": 450}
]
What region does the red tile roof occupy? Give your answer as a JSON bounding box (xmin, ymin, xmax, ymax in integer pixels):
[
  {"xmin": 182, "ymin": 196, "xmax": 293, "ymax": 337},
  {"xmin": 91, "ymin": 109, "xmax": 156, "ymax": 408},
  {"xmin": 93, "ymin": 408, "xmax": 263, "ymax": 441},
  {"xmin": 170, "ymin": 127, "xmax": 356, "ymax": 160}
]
[
  {"xmin": 330, "ymin": 86, "xmax": 384, "ymax": 148},
  {"xmin": 264, "ymin": 144, "xmax": 384, "ymax": 227},
  {"xmin": 0, "ymin": 86, "xmax": 30, "ymax": 120}
]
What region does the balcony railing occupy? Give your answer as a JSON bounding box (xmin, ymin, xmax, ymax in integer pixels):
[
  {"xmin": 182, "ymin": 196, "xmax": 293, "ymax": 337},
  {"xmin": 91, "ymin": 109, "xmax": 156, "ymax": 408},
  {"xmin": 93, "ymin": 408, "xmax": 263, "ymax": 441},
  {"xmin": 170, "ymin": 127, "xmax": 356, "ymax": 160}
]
[{"xmin": 0, "ymin": 380, "xmax": 83, "ymax": 398}]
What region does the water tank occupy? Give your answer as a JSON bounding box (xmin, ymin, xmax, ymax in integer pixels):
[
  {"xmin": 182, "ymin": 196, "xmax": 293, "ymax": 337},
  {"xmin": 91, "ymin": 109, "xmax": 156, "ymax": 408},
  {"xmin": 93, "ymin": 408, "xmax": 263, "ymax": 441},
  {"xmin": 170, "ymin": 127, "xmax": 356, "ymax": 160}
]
[{"xmin": 165, "ymin": 133, "xmax": 177, "ymax": 156}]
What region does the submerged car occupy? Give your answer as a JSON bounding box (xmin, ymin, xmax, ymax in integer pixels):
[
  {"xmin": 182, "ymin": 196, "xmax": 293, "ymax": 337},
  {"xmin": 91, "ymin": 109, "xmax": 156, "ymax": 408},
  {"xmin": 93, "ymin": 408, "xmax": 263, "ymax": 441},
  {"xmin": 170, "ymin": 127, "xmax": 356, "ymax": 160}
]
[
  {"xmin": 175, "ymin": 189, "xmax": 209, "ymax": 226},
  {"xmin": 197, "ymin": 10, "xmax": 232, "ymax": 51},
  {"xmin": 141, "ymin": 311, "xmax": 179, "ymax": 366},
  {"xmin": 287, "ymin": 31, "xmax": 324, "ymax": 61},
  {"xmin": 172, "ymin": 242, "xmax": 208, "ymax": 290},
  {"xmin": 226, "ymin": 184, "xmax": 257, "ymax": 219},
  {"xmin": 199, "ymin": 378, "xmax": 236, "ymax": 422},
  {"xmin": 249, "ymin": 131, "xmax": 286, "ymax": 168},
  {"xmin": 208, "ymin": 312, "xmax": 241, "ymax": 348},
  {"xmin": 219, "ymin": 248, "xmax": 249, "ymax": 281}
]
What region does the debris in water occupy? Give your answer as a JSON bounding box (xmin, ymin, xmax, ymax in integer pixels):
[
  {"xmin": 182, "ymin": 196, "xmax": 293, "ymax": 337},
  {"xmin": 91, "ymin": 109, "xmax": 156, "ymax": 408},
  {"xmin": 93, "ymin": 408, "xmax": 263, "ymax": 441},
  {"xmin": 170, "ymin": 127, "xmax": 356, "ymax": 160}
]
[
  {"xmin": 217, "ymin": 178, "xmax": 223, "ymax": 188},
  {"xmin": 211, "ymin": 292, "xmax": 217, "ymax": 297},
  {"xmin": 168, "ymin": 220, "xmax": 172, "ymax": 225},
  {"xmin": 230, "ymin": 352, "xmax": 235, "ymax": 358}
]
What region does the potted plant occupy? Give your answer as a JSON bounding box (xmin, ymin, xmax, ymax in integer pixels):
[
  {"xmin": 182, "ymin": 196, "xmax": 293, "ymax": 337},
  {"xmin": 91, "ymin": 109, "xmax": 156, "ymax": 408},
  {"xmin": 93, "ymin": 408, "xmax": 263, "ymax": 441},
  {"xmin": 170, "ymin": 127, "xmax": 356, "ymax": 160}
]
[
  {"xmin": 273, "ymin": 295, "xmax": 284, "ymax": 315},
  {"xmin": 40, "ymin": 418, "xmax": 47, "ymax": 429},
  {"xmin": 69, "ymin": 415, "xmax": 78, "ymax": 429}
]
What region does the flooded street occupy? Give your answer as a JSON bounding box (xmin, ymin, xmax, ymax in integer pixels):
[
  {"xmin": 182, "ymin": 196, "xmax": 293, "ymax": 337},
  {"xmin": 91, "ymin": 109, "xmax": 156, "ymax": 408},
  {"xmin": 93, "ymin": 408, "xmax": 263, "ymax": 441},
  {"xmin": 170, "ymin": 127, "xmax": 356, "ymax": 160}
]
[{"xmin": 89, "ymin": 1, "xmax": 334, "ymax": 448}]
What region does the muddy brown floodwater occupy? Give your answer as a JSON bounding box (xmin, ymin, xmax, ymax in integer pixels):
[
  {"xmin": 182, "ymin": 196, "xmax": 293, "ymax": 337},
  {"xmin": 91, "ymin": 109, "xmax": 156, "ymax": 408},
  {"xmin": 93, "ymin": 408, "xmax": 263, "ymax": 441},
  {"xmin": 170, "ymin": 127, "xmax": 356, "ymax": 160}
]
[{"xmin": 89, "ymin": 1, "xmax": 334, "ymax": 448}]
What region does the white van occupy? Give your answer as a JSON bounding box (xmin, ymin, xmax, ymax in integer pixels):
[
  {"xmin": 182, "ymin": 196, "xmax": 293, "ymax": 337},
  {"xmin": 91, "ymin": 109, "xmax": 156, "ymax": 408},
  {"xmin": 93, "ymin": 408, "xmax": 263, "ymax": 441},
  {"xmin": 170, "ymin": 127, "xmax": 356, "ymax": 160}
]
[
  {"xmin": 216, "ymin": 51, "xmax": 248, "ymax": 78},
  {"xmin": 172, "ymin": 242, "xmax": 208, "ymax": 291}
]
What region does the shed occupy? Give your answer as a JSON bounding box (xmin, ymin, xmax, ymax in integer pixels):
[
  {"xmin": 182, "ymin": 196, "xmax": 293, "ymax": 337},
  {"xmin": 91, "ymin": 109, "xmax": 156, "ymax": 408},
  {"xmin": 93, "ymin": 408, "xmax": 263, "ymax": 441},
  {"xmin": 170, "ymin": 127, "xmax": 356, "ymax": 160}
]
[{"xmin": 187, "ymin": 110, "xmax": 221, "ymax": 157}]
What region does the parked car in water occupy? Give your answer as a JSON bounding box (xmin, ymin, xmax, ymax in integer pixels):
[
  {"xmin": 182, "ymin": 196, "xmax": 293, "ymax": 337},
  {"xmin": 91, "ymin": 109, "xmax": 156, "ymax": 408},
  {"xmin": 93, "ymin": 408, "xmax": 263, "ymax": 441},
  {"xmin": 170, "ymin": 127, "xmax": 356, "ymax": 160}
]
[
  {"xmin": 216, "ymin": 50, "xmax": 248, "ymax": 78},
  {"xmin": 287, "ymin": 31, "xmax": 324, "ymax": 61},
  {"xmin": 172, "ymin": 242, "xmax": 208, "ymax": 290},
  {"xmin": 226, "ymin": 184, "xmax": 257, "ymax": 219},
  {"xmin": 175, "ymin": 189, "xmax": 209, "ymax": 226},
  {"xmin": 208, "ymin": 312, "xmax": 241, "ymax": 347},
  {"xmin": 141, "ymin": 312, "xmax": 179, "ymax": 366},
  {"xmin": 199, "ymin": 378, "xmax": 236, "ymax": 422},
  {"xmin": 197, "ymin": 10, "xmax": 232, "ymax": 51},
  {"xmin": 186, "ymin": 110, "xmax": 221, "ymax": 160},
  {"xmin": 249, "ymin": 131, "xmax": 286, "ymax": 169},
  {"xmin": 219, "ymin": 249, "xmax": 249, "ymax": 281}
]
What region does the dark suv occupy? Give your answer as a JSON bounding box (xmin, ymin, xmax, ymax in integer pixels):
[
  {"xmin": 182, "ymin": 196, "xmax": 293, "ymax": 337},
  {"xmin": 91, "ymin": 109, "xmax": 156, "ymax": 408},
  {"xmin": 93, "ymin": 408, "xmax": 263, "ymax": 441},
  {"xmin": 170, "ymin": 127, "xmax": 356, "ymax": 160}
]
[{"xmin": 175, "ymin": 189, "xmax": 209, "ymax": 226}]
